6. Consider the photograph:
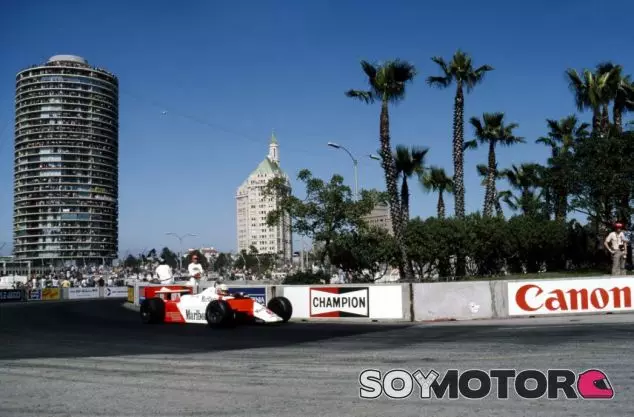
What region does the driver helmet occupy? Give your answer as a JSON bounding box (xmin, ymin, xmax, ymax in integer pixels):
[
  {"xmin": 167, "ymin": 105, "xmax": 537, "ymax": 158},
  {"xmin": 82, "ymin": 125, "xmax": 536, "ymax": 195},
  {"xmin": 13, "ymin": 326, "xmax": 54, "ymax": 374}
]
[{"xmin": 216, "ymin": 283, "xmax": 229, "ymax": 296}]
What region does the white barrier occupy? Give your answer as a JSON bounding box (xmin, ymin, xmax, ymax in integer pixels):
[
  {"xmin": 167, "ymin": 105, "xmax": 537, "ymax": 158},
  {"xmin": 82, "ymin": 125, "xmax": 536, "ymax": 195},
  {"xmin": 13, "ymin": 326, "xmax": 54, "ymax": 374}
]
[
  {"xmin": 17, "ymin": 275, "xmax": 634, "ymax": 324},
  {"xmin": 507, "ymin": 277, "xmax": 634, "ymax": 316},
  {"xmin": 413, "ymin": 281, "xmax": 494, "ymax": 321},
  {"xmin": 69, "ymin": 287, "xmax": 99, "ymax": 299},
  {"xmin": 280, "ymin": 285, "xmax": 405, "ymax": 320}
]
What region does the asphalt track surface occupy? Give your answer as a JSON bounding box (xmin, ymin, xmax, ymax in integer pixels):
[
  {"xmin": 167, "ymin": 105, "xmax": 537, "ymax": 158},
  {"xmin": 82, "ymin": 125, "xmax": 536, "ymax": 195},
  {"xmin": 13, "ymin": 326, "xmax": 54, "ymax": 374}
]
[{"xmin": 1, "ymin": 300, "xmax": 633, "ymax": 417}]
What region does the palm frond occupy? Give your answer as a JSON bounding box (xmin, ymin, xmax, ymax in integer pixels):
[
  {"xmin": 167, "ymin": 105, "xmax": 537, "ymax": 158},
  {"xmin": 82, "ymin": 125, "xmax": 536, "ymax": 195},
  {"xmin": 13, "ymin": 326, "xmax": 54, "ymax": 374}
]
[
  {"xmin": 464, "ymin": 139, "xmax": 478, "ymax": 150},
  {"xmin": 345, "ymin": 90, "xmax": 375, "ymax": 104}
]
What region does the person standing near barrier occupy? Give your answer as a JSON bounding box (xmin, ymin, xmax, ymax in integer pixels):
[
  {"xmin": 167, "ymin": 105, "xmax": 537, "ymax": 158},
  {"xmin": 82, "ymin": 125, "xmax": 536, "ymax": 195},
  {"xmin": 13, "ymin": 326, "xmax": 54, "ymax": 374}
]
[
  {"xmin": 155, "ymin": 258, "xmax": 174, "ymax": 285},
  {"xmin": 186, "ymin": 255, "xmax": 204, "ymax": 293},
  {"xmin": 605, "ymin": 222, "xmax": 628, "ymax": 275}
]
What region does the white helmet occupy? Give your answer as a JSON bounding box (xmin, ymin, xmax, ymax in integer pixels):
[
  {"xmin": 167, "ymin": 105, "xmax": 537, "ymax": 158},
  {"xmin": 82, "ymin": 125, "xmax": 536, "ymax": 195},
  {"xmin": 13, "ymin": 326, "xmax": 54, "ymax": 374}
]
[{"xmin": 216, "ymin": 283, "xmax": 229, "ymax": 295}]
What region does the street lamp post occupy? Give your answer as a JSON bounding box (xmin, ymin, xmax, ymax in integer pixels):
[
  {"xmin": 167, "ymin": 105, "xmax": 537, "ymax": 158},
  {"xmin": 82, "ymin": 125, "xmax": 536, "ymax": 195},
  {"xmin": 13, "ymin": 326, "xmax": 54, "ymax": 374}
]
[
  {"xmin": 328, "ymin": 142, "xmax": 358, "ymax": 200},
  {"xmin": 166, "ymin": 232, "xmax": 197, "ymax": 276}
]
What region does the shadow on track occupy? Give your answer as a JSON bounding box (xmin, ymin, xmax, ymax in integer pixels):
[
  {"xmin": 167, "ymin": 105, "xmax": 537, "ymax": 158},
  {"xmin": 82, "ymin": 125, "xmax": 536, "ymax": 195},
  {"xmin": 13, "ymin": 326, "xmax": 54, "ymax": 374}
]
[{"xmin": 0, "ymin": 300, "xmax": 411, "ymax": 360}]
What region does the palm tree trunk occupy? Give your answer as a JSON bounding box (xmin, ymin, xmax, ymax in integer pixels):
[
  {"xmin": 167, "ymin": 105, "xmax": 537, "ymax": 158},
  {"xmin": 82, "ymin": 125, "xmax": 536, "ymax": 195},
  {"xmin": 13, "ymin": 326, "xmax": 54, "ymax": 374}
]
[
  {"xmin": 400, "ymin": 177, "xmax": 409, "ymax": 222},
  {"xmin": 379, "ymin": 99, "xmax": 414, "ymax": 281},
  {"xmin": 453, "ymin": 82, "xmax": 465, "ymax": 219},
  {"xmin": 494, "ymin": 192, "xmax": 503, "ymax": 218},
  {"xmin": 452, "ymin": 82, "xmax": 467, "ymax": 279},
  {"xmin": 483, "ymin": 140, "xmax": 496, "ymax": 217},
  {"xmin": 614, "ymin": 105, "xmax": 622, "ymax": 134},
  {"xmin": 592, "ymin": 111, "xmax": 600, "ymax": 136},
  {"xmin": 437, "ymin": 191, "xmax": 445, "ymax": 219},
  {"xmin": 601, "ymin": 105, "xmax": 610, "ymax": 136}
]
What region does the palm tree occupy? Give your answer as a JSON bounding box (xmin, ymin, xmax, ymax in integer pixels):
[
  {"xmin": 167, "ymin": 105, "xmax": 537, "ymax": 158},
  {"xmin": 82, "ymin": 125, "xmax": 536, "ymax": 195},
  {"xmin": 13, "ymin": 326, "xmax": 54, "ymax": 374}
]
[
  {"xmin": 595, "ymin": 62, "xmax": 634, "ymax": 133},
  {"xmin": 420, "ymin": 167, "xmax": 454, "ymax": 218},
  {"xmin": 476, "ymin": 164, "xmax": 506, "ymax": 218},
  {"xmin": 465, "ymin": 113, "xmax": 524, "ymax": 217},
  {"xmin": 426, "ymin": 50, "xmax": 494, "ymax": 219},
  {"xmin": 503, "ymin": 163, "xmax": 544, "ymax": 217},
  {"xmin": 346, "ymin": 59, "xmax": 417, "ymax": 280},
  {"xmin": 565, "ymin": 67, "xmax": 616, "ymax": 136},
  {"xmin": 536, "ymin": 115, "xmax": 590, "ymax": 220},
  {"xmin": 394, "ymin": 145, "xmax": 428, "ymax": 221},
  {"xmin": 536, "ymin": 115, "xmax": 590, "ymax": 157}
]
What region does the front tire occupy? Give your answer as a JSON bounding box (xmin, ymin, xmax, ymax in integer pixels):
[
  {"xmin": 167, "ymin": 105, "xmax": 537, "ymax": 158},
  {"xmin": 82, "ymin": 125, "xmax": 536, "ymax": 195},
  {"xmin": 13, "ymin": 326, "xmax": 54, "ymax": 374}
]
[
  {"xmin": 205, "ymin": 299, "xmax": 234, "ymax": 328},
  {"xmin": 140, "ymin": 297, "xmax": 165, "ymax": 324},
  {"xmin": 267, "ymin": 296, "xmax": 292, "ymax": 322}
]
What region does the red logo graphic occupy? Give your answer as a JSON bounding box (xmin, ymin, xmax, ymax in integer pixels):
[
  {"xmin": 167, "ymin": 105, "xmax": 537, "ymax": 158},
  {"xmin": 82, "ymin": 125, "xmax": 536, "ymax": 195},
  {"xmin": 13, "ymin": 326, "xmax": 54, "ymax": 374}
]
[{"xmin": 577, "ymin": 369, "xmax": 614, "ymax": 399}]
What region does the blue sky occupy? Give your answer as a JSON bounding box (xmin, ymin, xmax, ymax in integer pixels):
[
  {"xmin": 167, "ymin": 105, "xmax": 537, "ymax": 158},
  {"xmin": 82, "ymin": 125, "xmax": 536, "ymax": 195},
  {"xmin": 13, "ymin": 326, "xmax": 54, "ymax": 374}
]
[{"xmin": 0, "ymin": 0, "xmax": 633, "ymax": 257}]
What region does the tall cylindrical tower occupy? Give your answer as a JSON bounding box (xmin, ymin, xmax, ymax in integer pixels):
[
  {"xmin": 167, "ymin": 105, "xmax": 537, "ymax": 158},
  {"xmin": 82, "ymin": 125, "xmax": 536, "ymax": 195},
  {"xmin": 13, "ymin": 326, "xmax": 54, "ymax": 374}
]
[{"xmin": 13, "ymin": 55, "xmax": 119, "ymax": 267}]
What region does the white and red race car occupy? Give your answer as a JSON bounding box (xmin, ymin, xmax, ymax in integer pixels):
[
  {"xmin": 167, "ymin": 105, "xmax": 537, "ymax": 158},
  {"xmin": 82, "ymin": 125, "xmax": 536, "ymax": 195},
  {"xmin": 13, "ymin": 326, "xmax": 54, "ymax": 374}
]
[{"xmin": 139, "ymin": 284, "xmax": 293, "ymax": 327}]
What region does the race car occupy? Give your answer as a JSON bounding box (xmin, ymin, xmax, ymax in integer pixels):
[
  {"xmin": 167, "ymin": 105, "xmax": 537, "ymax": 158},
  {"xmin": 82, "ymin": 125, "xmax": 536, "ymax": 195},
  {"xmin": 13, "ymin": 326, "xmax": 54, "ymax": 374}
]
[{"xmin": 139, "ymin": 284, "xmax": 293, "ymax": 327}]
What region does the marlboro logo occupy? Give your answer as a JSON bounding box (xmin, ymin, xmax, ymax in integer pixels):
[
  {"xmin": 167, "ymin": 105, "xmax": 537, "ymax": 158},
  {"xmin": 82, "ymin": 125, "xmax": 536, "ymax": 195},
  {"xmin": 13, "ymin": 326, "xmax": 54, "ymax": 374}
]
[{"xmin": 310, "ymin": 287, "xmax": 369, "ymax": 317}]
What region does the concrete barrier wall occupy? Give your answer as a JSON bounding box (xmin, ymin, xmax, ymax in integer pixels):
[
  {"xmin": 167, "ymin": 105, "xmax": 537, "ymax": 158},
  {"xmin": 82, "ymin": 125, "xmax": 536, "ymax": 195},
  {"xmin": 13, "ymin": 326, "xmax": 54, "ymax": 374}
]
[
  {"xmin": 412, "ymin": 281, "xmax": 494, "ymax": 321},
  {"xmin": 11, "ymin": 275, "xmax": 634, "ymax": 323}
]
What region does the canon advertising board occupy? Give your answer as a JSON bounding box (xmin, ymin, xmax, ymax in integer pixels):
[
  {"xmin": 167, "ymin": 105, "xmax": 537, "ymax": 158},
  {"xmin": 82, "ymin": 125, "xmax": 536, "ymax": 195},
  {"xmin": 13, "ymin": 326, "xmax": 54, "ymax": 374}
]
[
  {"xmin": 309, "ymin": 287, "xmax": 369, "ymax": 317},
  {"xmin": 508, "ymin": 277, "xmax": 634, "ymax": 316}
]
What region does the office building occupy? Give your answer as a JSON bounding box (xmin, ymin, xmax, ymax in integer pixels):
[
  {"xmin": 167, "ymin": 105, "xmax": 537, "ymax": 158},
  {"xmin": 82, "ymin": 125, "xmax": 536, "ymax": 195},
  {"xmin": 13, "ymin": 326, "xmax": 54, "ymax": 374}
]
[
  {"xmin": 13, "ymin": 55, "xmax": 119, "ymax": 266},
  {"xmin": 362, "ymin": 202, "xmax": 393, "ymax": 234},
  {"xmin": 236, "ymin": 133, "xmax": 292, "ymax": 261}
]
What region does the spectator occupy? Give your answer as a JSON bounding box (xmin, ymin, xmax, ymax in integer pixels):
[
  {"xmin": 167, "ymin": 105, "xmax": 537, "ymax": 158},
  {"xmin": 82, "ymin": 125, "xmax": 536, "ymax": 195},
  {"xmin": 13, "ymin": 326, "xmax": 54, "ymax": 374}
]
[{"xmin": 604, "ymin": 222, "xmax": 628, "ymax": 275}]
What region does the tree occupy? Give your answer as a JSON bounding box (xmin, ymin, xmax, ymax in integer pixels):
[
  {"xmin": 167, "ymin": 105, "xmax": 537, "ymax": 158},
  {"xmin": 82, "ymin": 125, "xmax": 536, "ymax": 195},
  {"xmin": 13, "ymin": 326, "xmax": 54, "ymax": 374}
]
[
  {"xmin": 123, "ymin": 254, "xmax": 139, "ymax": 270},
  {"xmin": 569, "ymin": 129, "xmax": 634, "ymax": 228},
  {"xmin": 536, "ymin": 115, "xmax": 590, "ymax": 220},
  {"xmin": 345, "ymin": 60, "xmax": 417, "ymax": 280},
  {"xmin": 565, "ymin": 67, "xmax": 615, "ymax": 136},
  {"xmin": 502, "ymin": 163, "xmax": 544, "ymax": 217},
  {"xmin": 393, "ymin": 145, "xmax": 428, "ymax": 221},
  {"xmin": 263, "ymin": 169, "xmax": 384, "ymax": 267},
  {"xmin": 595, "ymin": 62, "xmax": 634, "ymax": 133},
  {"xmin": 213, "ymin": 253, "xmax": 230, "ymax": 273},
  {"xmin": 465, "ymin": 112, "xmax": 524, "ymax": 217},
  {"xmin": 475, "ymin": 164, "xmax": 506, "ymax": 218},
  {"xmin": 420, "ymin": 166, "xmax": 453, "ymax": 219},
  {"xmin": 329, "ymin": 227, "xmax": 398, "ymax": 282},
  {"xmin": 426, "ymin": 50, "xmax": 494, "ymax": 219},
  {"xmin": 159, "ymin": 247, "xmax": 178, "ymax": 269}
]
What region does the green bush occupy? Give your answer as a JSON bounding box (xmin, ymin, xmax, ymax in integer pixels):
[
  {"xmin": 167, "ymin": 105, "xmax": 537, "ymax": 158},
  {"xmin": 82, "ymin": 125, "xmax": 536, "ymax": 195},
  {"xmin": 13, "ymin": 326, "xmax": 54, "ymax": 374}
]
[
  {"xmin": 404, "ymin": 214, "xmax": 605, "ymax": 279},
  {"xmin": 282, "ymin": 270, "xmax": 331, "ymax": 285}
]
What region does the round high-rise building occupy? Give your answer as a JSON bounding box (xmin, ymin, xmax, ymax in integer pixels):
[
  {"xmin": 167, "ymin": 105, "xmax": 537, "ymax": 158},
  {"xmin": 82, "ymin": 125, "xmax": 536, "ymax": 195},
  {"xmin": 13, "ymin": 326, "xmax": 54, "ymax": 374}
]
[{"xmin": 13, "ymin": 55, "xmax": 119, "ymax": 266}]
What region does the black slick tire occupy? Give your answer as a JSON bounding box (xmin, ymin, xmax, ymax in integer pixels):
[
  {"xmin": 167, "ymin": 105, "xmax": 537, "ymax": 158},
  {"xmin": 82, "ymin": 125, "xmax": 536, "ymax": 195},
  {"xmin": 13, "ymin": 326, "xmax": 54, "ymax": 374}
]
[
  {"xmin": 205, "ymin": 299, "xmax": 234, "ymax": 328},
  {"xmin": 140, "ymin": 297, "xmax": 165, "ymax": 324},
  {"xmin": 267, "ymin": 296, "xmax": 293, "ymax": 322}
]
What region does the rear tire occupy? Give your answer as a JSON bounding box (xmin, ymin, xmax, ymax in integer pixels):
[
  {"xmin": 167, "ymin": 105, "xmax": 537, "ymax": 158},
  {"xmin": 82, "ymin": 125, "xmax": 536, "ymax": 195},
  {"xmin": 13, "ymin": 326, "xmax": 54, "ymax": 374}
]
[
  {"xmin": 267, "ymin": 296, "xmax": 292, "ymax": 322},
  {"xmin": 140, "ymin": 297, "xmax": 165, "ymax": 324},
  {"xmin": 205, "ymin": 299, "xmax": 234, "ymax": 328}
]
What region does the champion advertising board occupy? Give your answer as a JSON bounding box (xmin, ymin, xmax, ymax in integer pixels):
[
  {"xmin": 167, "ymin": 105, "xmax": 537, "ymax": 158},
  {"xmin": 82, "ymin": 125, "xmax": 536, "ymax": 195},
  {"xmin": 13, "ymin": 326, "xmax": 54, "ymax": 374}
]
[
  {"xmin": 508, "ymin": 277, "xmax": 634, "ymax": 316},
  {"xmin": 28, "ymin": 289, "xmax": 42, "ymax": 300},
  {"xmin": 281, "ymin": 285, "xmax": 404, "ymax": 319},
  {"xmin": 310, "ymin": 287, "xmax": 370, "ymax": 317}
]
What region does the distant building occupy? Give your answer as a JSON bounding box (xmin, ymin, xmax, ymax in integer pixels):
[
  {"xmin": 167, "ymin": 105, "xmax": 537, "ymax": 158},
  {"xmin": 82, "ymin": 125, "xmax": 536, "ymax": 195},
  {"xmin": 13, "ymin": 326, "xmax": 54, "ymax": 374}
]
[
  {"xmin": 235, "ymin": 133, "xmax": 292, "ymax": 261},
  {"xmin": 363, "ymin": 203, "xmax": 393, "ymax": 234},
  {"xmin": 13, "ymin": 54, "xmax": 119, "ymax": 266}
]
